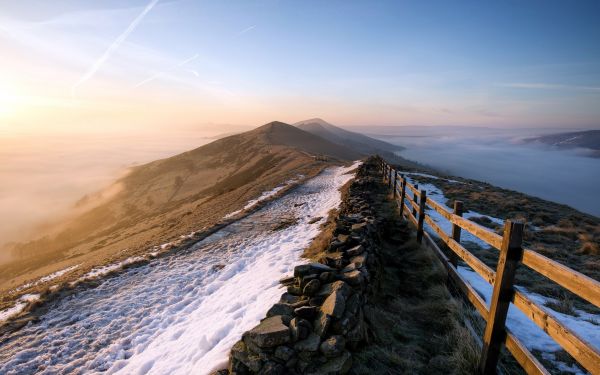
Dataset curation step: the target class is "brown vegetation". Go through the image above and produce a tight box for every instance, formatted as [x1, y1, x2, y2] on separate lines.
[0, 122, 360, 311]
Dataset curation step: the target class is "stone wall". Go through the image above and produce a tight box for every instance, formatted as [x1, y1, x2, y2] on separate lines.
[216, 159, 382, 375]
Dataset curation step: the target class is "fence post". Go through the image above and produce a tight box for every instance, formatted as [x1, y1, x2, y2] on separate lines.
[416, 190, 427, 243]
[449, 201, 464, 267]
[480, 220, 525, 374]
[399, 175, 406, 217]
[392, 170, 398, 198]
[388, 168, 393, 189]
[412, 184, 419, 217]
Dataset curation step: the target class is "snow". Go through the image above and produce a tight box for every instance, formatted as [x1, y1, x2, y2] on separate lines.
[0, 161, 360, 375]
[0, 294, 40, 323]
[223, 175, 304, 219]
[12, 264, 81, 293]
[459, 267, 596, 374]
[402, 175, 501, 249]
[398, 171, 462, 183]
[403, 173, 599, 373]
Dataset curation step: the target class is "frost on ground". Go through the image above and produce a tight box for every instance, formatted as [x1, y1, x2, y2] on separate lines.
[10, 264, 81, 294]
[402, 174, 598, 373]
[0, 162, 360, 375]
[223, 175, 303, 219]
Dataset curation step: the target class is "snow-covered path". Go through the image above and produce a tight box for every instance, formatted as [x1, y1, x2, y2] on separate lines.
[0, 163, 359, 375]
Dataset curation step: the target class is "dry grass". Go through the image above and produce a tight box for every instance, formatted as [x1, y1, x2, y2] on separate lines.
[302, 179, 353, 261]
[349, 161, 480, 375]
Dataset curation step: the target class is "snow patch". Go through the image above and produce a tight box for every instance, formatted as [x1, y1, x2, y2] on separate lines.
[224, 175, 305, 219]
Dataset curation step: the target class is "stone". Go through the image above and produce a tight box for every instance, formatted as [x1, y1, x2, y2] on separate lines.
[308, 296, 326, 306]
[325, 253, 345, 269]
[274, 346, 295, 362]
[319, 335, 346, 358]
[342, 270, 363, 286]
[321, 291, 346, 319]
[279, 276, 295, 286]
[313, 351, 352, 374]
[287, 285, 303, 296]
[294, 263, 334, 278]
[294, 332, 321, 352]
[350, 254, 367, 268]
[244, 316, 290, 348]
[294, 306, 317, 319]
[351, 222, 368, 233]
[319, 272, 334, 284]
[313, 311, 331, 337]
[300, 274, 318, 289]
[327, 240, 344, 252]
[280, 293, 301, 304]
[345, 294, 360, 315]
[230, 340, 262, 372]
[330, 311, 357, 335]
[337, 234, 350, 244]
[290, 299, 309, 309]
[302, 279, 321, 297]
[345, 244, 364, 257]
[341, 263, 357, 273]
[316, 281, 352, 299]
[290, 317, 312, 341]
[258, 361, 285, 375]
[266, 303, 294, 317]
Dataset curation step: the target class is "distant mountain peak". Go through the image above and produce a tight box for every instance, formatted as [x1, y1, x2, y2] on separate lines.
[294, 118, 331, 126]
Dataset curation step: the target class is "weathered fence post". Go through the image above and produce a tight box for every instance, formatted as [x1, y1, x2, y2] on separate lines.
[392, 170, 398, 198]
[412, 184, 419, 217]
[449, 201, 464, 267]
[388, 168, 393, 189]
[480, 220, 525, 374]
[416, 190, 427, 243]
[399, 175, 406, 217]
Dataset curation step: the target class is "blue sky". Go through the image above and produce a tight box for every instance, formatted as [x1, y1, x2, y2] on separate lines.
[0, 0, 599, 132]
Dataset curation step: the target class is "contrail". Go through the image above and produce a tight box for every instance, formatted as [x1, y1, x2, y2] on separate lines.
[72, 0, 160, 92]
[236, 25, 256, 37]
[134, 53, 199, 88]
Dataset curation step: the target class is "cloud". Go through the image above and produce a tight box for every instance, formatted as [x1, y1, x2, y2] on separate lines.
[134, 53, 199, 88]
[236, 25, 256, 37]
[72, 0, 160, 92]
[498, 83, 600, 92]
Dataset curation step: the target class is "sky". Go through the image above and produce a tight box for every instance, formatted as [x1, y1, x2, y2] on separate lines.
[1, 0, 600, 135]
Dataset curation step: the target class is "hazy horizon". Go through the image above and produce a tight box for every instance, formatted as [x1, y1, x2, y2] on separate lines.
[1, 0, 599, 138]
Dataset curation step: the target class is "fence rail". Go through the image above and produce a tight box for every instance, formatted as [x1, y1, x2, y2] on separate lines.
[379, 159, 600, 375]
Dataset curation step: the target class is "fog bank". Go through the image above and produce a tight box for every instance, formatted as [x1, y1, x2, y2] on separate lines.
[0, 131, 221, 250]
[371, 129, 600, 217]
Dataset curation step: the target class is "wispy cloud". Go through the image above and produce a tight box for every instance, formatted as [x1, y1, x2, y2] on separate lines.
[236, 25, 256, 37]
[498, 83, 600, 92]
[134, 53, 199, 88]
[72, 0, 160, 92]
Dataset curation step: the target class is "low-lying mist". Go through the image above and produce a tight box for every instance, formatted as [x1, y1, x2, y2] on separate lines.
[0, 129, 232, 257]
[365, 127, 600, 217]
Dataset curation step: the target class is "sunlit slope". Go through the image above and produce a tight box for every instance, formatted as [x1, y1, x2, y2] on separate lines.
[1, 121, 359, 291]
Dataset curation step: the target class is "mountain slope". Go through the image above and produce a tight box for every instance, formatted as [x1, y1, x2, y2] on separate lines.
[1, 121, 359, 294]
[295, 118, 403, 155]
[525, 130, 600, 157]
[294, 118, 429, 169]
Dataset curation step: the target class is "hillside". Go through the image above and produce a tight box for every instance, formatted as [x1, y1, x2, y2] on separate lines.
[525, 129, 600, 157]
[294, 118, 428, 170]
[0, 121, 360, 300]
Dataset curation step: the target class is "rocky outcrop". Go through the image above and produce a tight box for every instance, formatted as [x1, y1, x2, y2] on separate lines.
[217, 159, 382, 375]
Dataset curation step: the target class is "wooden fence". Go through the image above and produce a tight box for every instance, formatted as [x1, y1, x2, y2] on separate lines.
[379, 159, 600, 375]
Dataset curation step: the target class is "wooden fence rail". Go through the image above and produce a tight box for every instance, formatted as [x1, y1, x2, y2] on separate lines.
[379, 159, 600, 375]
